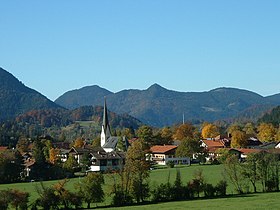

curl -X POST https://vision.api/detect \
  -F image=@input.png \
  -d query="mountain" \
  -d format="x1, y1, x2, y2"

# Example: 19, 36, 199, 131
55, 85, 113, 109
0, 67, 62, 120
55, 84, 280, 127
258, 106, 280, 126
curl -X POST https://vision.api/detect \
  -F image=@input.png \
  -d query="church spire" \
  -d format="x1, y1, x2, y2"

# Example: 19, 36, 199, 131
102, 97, 109, 131
101, 97, 111, 147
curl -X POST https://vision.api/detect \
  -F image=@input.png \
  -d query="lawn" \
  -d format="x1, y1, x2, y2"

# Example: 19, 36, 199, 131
0, 164, 271, 208
104, 192, 280, 210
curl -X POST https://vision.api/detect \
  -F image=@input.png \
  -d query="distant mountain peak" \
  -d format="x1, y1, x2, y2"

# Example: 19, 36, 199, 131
147, 83, 167, 91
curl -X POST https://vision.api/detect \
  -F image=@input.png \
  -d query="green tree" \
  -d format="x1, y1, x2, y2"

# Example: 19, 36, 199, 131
224, 155, 247, 194
241, 153, 260, 193
63, 155, 78, 173
35, 183, 60, 210
125, 140, 150, 203
78, 172, 105, 208
175, 137, 200, 164
136, 125, 153, 148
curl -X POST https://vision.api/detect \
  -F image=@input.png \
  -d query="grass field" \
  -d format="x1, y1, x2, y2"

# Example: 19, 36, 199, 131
105, 192, 280, 210
0, 164, 276, 208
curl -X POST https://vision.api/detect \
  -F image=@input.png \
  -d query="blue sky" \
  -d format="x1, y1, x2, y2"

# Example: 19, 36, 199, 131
1, 1, 279, 100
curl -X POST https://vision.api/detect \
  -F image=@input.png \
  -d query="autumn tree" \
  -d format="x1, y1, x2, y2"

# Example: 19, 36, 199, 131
159, 127, 174, 144
227, 123, 242, 137
201, 123, 219, 139
243, 122, 256, 137
231, 130, 247, 148
257, 123, 276, 142
49, 148, 60, 165
92, 136, 101, 148
8, 189, 30, 210
73, 137, 85, 148
173, 123, 198, 140
53, 179, 82, 209
16, 137, 29, 154
122, 127, 135, 139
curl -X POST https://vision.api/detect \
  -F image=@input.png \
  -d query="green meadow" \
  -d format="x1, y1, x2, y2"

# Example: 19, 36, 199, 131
0, 164, 278, 209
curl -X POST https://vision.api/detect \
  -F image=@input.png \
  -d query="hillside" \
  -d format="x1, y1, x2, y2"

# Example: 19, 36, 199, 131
55, 84, 280, 127
258, 106, 280, 126
0, 67, 61, 120
16, 105, 142, 129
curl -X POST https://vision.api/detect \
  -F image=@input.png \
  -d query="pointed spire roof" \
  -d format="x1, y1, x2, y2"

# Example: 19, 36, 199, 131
102, 97, 111, 137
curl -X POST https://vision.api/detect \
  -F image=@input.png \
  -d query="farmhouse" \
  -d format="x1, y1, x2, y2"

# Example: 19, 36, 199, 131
149, 145, 190, 165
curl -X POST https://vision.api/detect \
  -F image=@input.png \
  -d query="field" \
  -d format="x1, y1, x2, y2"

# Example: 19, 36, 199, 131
105, 192, 280, 210
0, 164, 278, 209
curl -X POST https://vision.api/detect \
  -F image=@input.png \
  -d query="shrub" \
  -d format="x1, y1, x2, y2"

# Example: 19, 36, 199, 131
215, 180, 227, 196
166, 161, 175, 168
203, 183, 215, 198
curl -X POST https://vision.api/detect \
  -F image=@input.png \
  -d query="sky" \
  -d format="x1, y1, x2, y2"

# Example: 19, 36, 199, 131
1, 1, 279, 101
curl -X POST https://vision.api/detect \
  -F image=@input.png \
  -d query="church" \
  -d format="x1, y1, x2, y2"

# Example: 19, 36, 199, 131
66, 98, 128, 172
100, 99, 120, 152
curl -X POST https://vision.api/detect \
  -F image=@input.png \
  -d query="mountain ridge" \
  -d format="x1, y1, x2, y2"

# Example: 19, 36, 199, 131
55, 83, 280, 127
0, 67, 62, 120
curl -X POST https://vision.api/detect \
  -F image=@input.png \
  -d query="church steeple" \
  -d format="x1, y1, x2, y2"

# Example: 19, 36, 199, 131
101, 97, 111, 147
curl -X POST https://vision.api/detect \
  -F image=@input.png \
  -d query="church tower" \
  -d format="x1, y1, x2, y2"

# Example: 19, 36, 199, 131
101, 98, 111, 147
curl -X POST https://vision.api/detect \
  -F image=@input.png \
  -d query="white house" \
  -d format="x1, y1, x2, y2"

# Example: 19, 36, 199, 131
149, 145, 190, 165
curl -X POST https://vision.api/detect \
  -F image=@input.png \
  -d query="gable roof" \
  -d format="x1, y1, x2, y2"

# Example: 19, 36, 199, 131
103, 136, 119, 149
202, 140, 225, 148
238, 148, 262, 155
150, 145, 177, 154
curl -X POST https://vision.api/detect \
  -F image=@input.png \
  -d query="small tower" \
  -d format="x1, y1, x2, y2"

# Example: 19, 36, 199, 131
101, 98, 111, 147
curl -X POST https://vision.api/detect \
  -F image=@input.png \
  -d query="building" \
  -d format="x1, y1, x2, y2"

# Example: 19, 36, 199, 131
149, 145, 190, 165
63, 98, 126, 172
101, 99, 120, 152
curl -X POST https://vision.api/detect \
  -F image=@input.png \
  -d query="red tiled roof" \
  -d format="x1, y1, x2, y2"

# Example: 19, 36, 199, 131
202, 140, 225, 148
238, 148, 262, 154
0, 146, 8, 152
150, 145, 177, 154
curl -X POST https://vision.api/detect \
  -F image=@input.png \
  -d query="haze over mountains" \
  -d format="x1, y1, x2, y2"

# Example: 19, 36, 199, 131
1, 67, 280, 127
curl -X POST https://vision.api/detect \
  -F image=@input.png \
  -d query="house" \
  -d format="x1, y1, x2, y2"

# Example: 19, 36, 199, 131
149, 145, 190, 165
89, 149, 125, 172
246, 137, 263, 148
274, 142, 280, 149
238, 148, 262, 159
216, 148, 242, 159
